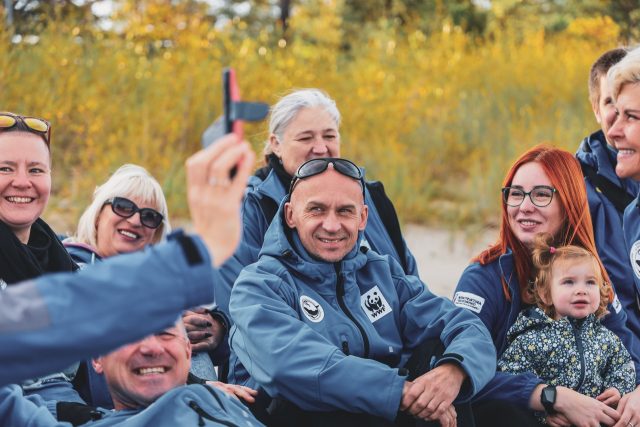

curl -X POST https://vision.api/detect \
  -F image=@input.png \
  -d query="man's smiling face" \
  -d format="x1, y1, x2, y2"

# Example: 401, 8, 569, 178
92, 324, 191, 410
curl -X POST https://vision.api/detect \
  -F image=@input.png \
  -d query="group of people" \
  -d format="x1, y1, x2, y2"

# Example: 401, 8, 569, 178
3, 44, 640, 427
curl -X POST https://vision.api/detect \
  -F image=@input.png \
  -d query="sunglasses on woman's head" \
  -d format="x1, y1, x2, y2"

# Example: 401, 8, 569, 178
104, 197, 164, 229
289, 158, 363, 195
0, 112, 51, 146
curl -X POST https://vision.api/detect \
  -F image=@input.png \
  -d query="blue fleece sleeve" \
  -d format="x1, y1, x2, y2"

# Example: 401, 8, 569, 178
392, 262, 496, 402
0, 235, 215, 387
217, 192, 271, 316
230, 266, 406, 421
0, 384, 68, 427
454, 263, 544, 407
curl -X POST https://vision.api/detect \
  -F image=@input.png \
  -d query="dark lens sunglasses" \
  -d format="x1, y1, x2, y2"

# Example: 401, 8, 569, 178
0, 112, 51, 146
105, 197, 164, 229
289, 158, 364, 195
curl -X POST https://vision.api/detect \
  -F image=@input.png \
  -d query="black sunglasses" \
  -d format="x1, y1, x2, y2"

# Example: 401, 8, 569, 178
105, 197, 164, 229
289, 158, 363, 195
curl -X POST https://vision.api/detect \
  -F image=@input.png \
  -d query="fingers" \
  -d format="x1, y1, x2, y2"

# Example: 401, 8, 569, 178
206, 381, 258, 403
183, 313, 213, 330
187, 330, 212, 342
191, 341, 215, 352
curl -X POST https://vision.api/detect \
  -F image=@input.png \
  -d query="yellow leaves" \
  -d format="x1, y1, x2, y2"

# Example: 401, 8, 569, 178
566, 16, 620, 43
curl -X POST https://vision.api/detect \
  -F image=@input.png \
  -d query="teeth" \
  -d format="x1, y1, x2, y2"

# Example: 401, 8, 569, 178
619, 149, 635, 155
519, 220, 538, 226
6, 196, 33, 203
119, 230, 139, 239
320, 238, 340, 243
138, 367, 165, 375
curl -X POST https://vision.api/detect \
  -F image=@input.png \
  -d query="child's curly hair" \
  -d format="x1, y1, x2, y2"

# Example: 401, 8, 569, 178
531, 233, 611, 319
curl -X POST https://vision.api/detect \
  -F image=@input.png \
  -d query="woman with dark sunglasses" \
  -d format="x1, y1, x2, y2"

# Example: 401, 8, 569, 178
453, 145, 640, 426
0, 112, 82, 402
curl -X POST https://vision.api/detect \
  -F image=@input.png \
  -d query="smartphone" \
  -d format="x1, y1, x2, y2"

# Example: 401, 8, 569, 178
200, 67, 269, 152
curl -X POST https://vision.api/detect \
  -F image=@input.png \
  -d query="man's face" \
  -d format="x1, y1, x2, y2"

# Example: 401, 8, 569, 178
92, 325, 191, 410
593, 75, 617, 144
285, 167, 367, 263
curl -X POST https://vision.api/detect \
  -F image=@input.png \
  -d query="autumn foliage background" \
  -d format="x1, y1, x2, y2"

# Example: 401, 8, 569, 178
0, 1, 630, 234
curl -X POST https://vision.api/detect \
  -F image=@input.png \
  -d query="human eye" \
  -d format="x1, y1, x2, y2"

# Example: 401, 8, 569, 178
561, 279, 574, 285
0, 166, 12, 173
324, 133, 337, 140
533, 188, 553, 202
29, 167, 45, 174
156, 331, 177, 340
603, 96, 613, 106
586, 279, 598, 286
626, 112, 639, 122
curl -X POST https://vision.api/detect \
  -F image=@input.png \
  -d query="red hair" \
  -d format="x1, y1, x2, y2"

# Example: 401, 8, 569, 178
473, 144, 612, 305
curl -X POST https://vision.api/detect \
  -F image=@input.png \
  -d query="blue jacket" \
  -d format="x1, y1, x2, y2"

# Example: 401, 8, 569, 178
576, 130, 640, 338
0, 232, 217, 387
217, 168, 419, 315
454, 251, 640, 407
624, 195, 640, 312
499, 307, 635, 398
228, 201, 496, 421
0, 383, 264, 426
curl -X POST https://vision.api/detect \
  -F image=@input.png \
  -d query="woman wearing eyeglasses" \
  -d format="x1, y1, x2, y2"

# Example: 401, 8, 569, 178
453, 144, 640, 426
58, 164, 171, 408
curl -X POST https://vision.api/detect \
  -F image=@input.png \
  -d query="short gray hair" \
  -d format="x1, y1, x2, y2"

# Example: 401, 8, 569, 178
263, 88, 341, 157
72, 164, 170, 249
609, 46, 640, 101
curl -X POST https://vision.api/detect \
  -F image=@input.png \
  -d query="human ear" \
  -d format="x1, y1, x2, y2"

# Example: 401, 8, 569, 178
284, 202, 295, 229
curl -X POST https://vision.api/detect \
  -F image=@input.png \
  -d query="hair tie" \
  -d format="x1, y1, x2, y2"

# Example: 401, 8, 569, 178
549, 246, 556, 254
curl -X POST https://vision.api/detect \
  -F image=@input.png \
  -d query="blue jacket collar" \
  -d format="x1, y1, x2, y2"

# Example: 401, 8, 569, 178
577, 130, 638, 196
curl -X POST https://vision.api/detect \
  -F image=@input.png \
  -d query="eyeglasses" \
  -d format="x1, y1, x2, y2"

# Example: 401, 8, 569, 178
104, 197, 164, 229
502, 185, 557, 207
0, 112, 51, 146
289, 158, 363, 194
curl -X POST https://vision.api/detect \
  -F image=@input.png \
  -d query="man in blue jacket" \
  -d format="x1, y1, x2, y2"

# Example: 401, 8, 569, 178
0, 321, 263, 426
229, 158, 496, 426
575, 47, 640, 339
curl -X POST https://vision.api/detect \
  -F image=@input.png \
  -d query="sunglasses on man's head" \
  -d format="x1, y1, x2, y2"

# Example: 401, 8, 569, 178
289, 158, 363, 195
0, 112, 51, 146
105, 197, 164, 229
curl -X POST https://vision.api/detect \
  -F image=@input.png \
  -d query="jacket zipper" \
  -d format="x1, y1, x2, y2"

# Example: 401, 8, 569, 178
335, 264, 370, 357
571, 320, 587, 390
188, 400, 239, 427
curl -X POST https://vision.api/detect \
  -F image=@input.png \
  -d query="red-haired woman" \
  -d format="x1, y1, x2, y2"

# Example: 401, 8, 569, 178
454, 144, 640, 426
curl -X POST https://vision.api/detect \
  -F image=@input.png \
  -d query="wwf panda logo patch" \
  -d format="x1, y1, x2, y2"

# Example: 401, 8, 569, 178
361, 286, 392, 323
299, 295, 324, 323
631, 240, 640, 280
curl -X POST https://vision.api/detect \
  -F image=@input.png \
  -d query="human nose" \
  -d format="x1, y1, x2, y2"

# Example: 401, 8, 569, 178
10, 169, 31, 188
311, 137, 329, 155
322, 211, 341, 233
608, 115, 623, 142
138, 335, 165, 355
518, 193, 536, 212
125, 211, 144, 227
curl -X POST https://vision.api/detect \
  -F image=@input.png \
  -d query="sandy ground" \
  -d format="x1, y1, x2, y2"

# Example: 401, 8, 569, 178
403, 224, 497, 298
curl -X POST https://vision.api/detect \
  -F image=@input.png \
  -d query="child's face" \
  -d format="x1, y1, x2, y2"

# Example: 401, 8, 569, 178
549, 259, 601, 320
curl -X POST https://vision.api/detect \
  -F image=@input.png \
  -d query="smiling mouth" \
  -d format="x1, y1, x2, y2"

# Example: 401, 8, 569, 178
134, 366, 168, 375
318, 237, 345, 244
118, 229, 141, 240
6, 196, 34, 204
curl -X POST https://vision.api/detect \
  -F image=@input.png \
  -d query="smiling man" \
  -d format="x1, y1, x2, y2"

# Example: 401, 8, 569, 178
228, 158, 496, 427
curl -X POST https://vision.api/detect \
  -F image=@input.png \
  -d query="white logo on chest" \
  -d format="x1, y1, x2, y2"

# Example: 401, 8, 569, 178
361, 286, 392, 322
630, 240, 640, 280
299, 295, 324, 323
